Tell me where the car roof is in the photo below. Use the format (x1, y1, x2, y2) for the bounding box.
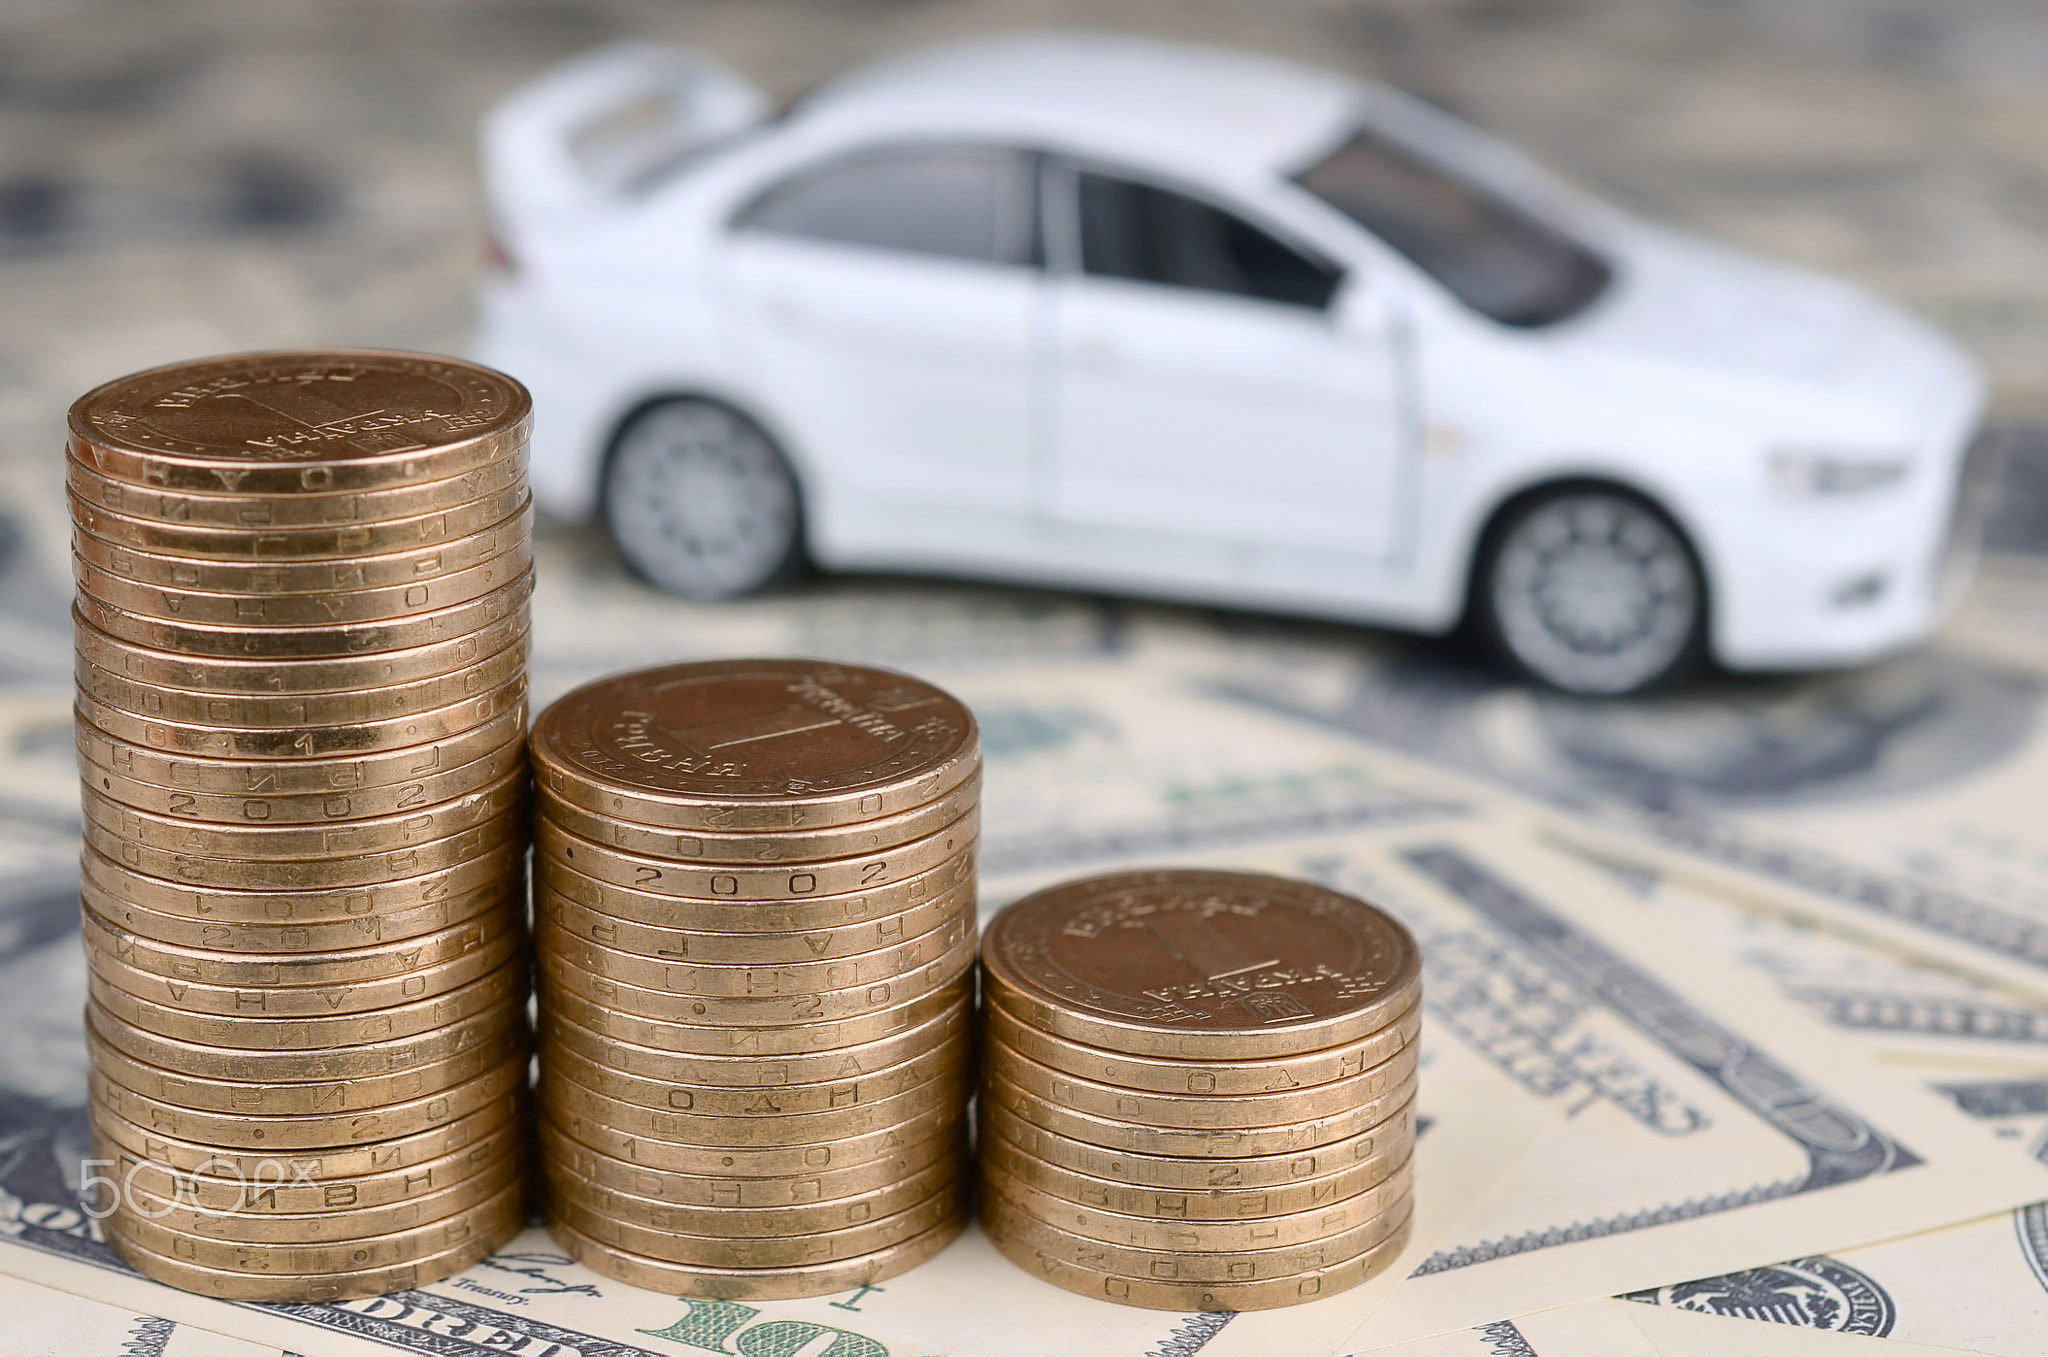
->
(795, 32, 1362, 175)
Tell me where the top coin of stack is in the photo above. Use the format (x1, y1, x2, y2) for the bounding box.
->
(68, 351, 538, 1303)
(977, 869, 1422, 1312)
(528, 659, 980, 1299)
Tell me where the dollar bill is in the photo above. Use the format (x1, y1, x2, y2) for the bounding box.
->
(0, 1269, 283, 1357)
(1359, 1296, 1980, 1356)
(1555, 857, 2048, 1354)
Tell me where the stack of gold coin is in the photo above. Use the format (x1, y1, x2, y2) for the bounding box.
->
(67, 351, 537, 1302)
(527, 659, 980, 1298)
(977, 869, 1422, 1312)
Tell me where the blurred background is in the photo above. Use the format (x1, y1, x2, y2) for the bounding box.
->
(0, 0, 2044, 873)
(1, 0, 2046, 822)
(2, 0, 2045, 518)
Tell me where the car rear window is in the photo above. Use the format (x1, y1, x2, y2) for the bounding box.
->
(737, 145, 1037, 266)
(1294, 127, 1610, 328)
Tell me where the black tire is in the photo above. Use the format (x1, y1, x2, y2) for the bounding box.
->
(1473, 486, 1706, 695)
(601, 398, 806, 600)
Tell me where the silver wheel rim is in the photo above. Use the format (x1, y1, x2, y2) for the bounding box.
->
(606, 402, 798, 600)
(1491, 493, 1699, 694)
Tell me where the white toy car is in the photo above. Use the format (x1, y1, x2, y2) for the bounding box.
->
(473, 33, 1989, 695)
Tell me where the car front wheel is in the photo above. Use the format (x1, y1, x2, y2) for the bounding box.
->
(1476, 488, 1705, 695)
(602, 398, 804, 600)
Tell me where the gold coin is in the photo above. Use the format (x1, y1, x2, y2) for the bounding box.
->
(82, 767, 526, 860)
(76, 546, 533, 628)
(985, 992, 1421, 1099)
(534, 877, 970, 966)
(539, 972, 971, 1058)
(91, 1019, 519, 1119)
(107, 1203, 520, 1303)
(104, 1178, 525, 1275)
(981, 869, 1423, 1060)
(537, 927, 973, 1027)
(982, 1173, 1410, 1283)
(78, 671, 527, 757)
(540, 1027, 968, 1118)
(85, 738, 526, 826)
(73, 501, 531, 593)
(87, 996, 523, 1085)
(550, 1207, 966, 1302)
(983, 1198, 1412, 1313)
(76, 606, 530, 696)
(540, 1063, 969, 1151)
(535, 771, 979, 863)
(543, 1149, 962, 1239)
(536, 840, 975, 933)
(81, 874, 518, 953)
(84, 811, 523, 890)
(90, 1056, 526, 1150)
(88, 958, 524, 1052)
(68, 478, 529, 560)
(85, 914, 522, 1014)
(79, 703, 526, 794)
(544, 1091, 957, 1179)
(79, 637, 528, 729)
(81, 895, 521, 988)
(537, 810, 975, 903)
(539, 994, 969, 1089)
(980, 1115, 1412, 1222)
(81, 838, 522, 925)
(986, 1071, 1420, 1161)
(548, 1170, 963, 1268)
(976, 1096, 1418, 1194)
(93, 1113, 525, 1214)
(533, 905, 971, 998)
(91, 1085, 521, 1180)
(65, 453, 528, 535)
(69, 351, 529, 495)
(76, 566, 532, 658)
(536, 1113, 962, 1210)
(115, 1148, 522, 1243)
(529, 660, 979, 831)
(983, 1040, 1420, 1130)
(982, 1156, 1411, 1252)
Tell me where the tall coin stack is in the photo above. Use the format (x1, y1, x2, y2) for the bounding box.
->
(68, 352, 537, 1302)
(978, 870, 1422, 1311)
(528, 659, 979, 1298)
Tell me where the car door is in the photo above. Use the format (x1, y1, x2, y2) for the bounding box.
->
(720, 143, 1043, 532)
(1046, 161, 1409, 562)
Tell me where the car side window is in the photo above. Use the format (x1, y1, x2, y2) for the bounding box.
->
(1074, 170, 1341, 310)
(737, 145, 1039, 266)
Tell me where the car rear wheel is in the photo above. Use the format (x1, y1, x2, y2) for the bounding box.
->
(602, 398, 804, 600)
(1476, 488, 1705, 695)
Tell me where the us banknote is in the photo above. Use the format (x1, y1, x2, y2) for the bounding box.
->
(1552, 858, 2048, 1354)
(1156, 566, 2048, 1010)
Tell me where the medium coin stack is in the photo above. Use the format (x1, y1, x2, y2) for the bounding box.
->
(528, 659, 980, 1298)
(978, 869, 1422, 1312)
(68, 351, 537, 1302)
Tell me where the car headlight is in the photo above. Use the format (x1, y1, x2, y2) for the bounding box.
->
(1768, 448, 1913, 496)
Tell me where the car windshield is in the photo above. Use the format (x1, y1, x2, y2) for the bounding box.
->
(1293, 127, 1611, 328)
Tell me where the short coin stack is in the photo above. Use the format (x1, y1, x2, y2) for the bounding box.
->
(528, 659, 980, 1298)
(69, 351, 537, 1302)
(978, 869, 1422, 1311)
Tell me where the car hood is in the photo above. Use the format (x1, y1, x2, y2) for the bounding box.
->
(1560, 221, 1980, 432)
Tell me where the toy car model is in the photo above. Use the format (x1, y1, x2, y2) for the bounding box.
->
(474, 32, 1989, 695)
